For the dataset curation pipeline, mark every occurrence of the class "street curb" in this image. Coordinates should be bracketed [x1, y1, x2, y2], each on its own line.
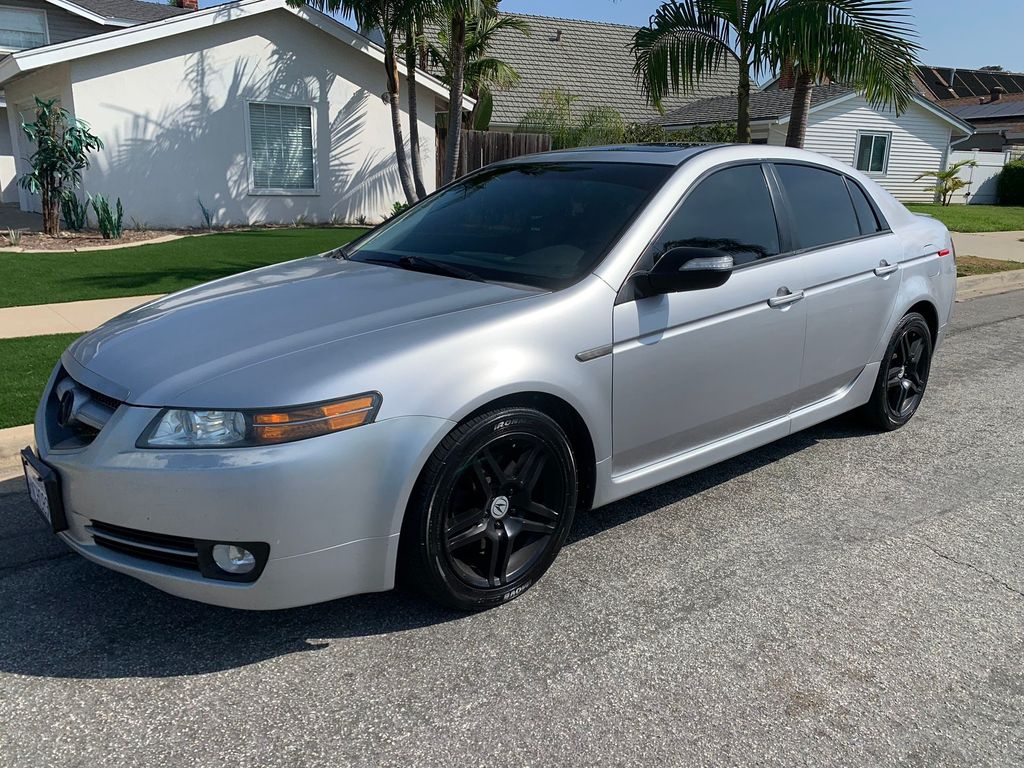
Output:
[0, 425, 33, 479]
[955, 269, 1024, 301]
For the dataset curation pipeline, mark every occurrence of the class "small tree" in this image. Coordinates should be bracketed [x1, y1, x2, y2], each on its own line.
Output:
[915, 159, 977, 206]
[19, 97, 103, 236]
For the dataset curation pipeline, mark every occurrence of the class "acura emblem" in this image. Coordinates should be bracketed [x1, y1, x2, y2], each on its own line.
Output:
[57, 391, 75, 428]
[489, 496, 510, 520]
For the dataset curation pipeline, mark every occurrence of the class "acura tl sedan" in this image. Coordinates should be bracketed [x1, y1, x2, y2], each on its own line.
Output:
[22, 145, 955, 611]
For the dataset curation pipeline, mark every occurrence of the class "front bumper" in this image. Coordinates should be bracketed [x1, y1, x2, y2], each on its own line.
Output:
[35, 384, 453, 610]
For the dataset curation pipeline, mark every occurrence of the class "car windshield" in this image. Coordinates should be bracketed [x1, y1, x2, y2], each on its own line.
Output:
[347, 162, 672, 289]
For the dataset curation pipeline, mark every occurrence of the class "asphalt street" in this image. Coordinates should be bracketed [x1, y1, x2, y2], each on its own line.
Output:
[1, 290, 1022, 767]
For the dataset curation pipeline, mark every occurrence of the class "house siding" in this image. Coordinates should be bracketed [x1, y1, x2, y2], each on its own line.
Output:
[768, 94, 954, 203]
[3, 9, 438, 227]
[0, 0, 105, 47]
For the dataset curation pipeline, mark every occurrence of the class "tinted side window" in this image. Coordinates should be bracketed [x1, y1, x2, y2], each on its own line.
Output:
[846, 178, 883, 235]
[655, 164, 780, 266]
[775, 164, 861, 249]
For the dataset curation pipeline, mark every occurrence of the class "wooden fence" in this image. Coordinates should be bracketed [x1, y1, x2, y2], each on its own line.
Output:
[436, 129, 552, 185]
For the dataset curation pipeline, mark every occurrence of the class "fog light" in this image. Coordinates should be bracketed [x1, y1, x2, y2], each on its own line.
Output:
[212, 544, 256, 574]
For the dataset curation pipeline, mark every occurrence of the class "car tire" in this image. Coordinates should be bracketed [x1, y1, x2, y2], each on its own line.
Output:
[861, 311, 934, 431]
[399, 407, 578, 611]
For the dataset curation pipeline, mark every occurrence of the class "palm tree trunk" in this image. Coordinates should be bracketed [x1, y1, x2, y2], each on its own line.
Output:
[785, 70, 815, 148]
[736, 64, 751, 144]
[385, 44, 418, 205]
[405, 26, 427, 199]
[443, 8, 467, 185]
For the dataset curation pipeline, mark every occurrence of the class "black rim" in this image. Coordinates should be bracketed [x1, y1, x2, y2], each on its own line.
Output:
[441, 433, 568, 589]
[886, 325, 929, 420]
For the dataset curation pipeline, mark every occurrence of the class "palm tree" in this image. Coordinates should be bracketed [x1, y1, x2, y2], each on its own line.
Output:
[293, 0, 430, 204]
[916, 159, 977, 206]
[429, 13, 529, 130]
[632, 0, 920, 146]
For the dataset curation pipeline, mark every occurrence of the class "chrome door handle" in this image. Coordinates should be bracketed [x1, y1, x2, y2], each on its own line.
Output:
[768, 290, 805, 308]
[874, 260, 899, 276]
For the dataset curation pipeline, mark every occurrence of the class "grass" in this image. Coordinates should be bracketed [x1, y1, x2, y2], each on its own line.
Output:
[0, 227, 367, 309]
[905, 204, 1024, 233]
[0, 333, 80, 429]
[954, 255, 1024, 278]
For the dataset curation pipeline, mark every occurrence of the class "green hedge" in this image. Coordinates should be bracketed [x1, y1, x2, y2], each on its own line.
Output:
[997, 159, 1024, 206]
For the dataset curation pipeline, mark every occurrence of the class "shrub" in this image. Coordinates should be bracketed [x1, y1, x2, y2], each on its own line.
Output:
[60, 194, 89, 231]
[388, 201, 410, 220]
[91, 194, 123, 239]
[5, 227, 22, 246]
[997, 160, 1024, 206]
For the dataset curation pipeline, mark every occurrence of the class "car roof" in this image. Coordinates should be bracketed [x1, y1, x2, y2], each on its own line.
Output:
[503, 143, 722, 166]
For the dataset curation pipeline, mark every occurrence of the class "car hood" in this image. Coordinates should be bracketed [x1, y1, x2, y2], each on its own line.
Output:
[69, 257, 535, 406]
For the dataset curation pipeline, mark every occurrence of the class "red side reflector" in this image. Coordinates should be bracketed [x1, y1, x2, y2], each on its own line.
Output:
[937, 249, 951, 257]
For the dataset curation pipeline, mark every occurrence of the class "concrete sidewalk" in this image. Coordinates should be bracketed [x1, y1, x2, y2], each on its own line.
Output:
[952, 230, 1024, 262]
[0, 294, 162, 339]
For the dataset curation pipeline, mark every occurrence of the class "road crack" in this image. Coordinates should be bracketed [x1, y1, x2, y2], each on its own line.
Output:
[916, 540, 1024, 598]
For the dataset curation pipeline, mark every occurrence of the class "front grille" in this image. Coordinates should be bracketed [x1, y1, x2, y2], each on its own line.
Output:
[45, 367, 124, 449]
[88, 520, 199, 571]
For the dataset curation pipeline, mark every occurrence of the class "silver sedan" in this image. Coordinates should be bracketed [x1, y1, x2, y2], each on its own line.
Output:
[22, 144, 956, 610]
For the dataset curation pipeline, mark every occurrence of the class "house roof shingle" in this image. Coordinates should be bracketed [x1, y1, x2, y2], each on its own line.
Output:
[658, 83, 855, 126]
[67, 0, 191, 23]
[428, 12, 745, 127]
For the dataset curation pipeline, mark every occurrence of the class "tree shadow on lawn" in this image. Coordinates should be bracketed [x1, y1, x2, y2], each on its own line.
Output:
[71, 265, 269, 294]
[0, 414, 873, 681]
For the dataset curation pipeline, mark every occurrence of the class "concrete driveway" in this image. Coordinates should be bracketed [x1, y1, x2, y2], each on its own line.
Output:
[1, 291, 1022, 767]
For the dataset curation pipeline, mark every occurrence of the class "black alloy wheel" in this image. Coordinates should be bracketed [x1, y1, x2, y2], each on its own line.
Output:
[401, 408, 578, 610]
[862, 312, 933, 431]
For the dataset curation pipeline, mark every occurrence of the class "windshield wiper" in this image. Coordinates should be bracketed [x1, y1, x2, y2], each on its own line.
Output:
[362, 255, 484, 282]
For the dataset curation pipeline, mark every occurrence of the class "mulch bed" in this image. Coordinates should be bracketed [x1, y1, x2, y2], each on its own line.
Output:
[1, 229, 186, 251]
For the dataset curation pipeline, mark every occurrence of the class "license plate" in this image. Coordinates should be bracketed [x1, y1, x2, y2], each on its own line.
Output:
[21, 447, 68, 533]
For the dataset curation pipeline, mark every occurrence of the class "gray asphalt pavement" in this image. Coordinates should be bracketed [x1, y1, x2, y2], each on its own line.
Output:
[1, 291, 1023, 767]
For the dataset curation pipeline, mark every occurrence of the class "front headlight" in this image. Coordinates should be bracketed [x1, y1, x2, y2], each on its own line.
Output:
[138, 393, 381, 448]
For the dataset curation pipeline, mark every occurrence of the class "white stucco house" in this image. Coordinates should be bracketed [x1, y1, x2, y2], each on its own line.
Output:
[0, 0, 470, 227]
[659, 83, 975, 203]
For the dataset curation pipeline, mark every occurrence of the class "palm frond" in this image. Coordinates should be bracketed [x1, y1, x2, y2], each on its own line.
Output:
[631, 0, 741, 108]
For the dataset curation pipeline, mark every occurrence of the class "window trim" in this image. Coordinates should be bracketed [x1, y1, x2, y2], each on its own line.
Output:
[0, 5, 49, 53]
[854, 131, 891, 176]
[244, 99, 319, 197]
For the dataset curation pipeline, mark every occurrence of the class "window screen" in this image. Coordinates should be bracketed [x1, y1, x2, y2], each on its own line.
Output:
[855, 133, 890, 174]
[0, 8, 47, 50]
[653, 164, 780, 266]
[775, 164, 861, 249]
[248, 103, 315, 190]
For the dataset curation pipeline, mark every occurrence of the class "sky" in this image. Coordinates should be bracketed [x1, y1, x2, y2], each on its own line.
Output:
[500, 0, 1024, 73]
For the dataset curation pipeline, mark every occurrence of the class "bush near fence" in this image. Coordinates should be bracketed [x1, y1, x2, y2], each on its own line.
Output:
[997, 160, 1024, 206]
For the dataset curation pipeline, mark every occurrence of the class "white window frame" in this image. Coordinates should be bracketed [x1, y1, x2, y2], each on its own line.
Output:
[855, 131, 891, 176]
[0, 5, 49, 53]
[244, 100, 319, 196]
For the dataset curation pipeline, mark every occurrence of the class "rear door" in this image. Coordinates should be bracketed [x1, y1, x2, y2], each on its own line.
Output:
[771, 163, 903, 406]
[612, 163, 808, 475]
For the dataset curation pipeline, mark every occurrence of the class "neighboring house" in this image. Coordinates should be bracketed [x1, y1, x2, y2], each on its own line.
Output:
[0, 0, 190, 203]
[659, 84, 973, 202]
[913, 65, 1024, 153]
[426, 13, 748, 131]
[0, 0, 468, 226]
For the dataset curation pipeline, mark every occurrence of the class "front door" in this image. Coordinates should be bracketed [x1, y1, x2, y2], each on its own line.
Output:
[612, 163, 807, 476]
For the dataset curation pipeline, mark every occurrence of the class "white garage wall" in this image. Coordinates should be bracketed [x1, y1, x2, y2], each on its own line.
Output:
[9, 9, 437, 228]
[768, 94, 957, 203]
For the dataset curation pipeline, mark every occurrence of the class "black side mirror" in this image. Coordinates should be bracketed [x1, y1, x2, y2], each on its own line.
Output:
[633, 247, 734, 298]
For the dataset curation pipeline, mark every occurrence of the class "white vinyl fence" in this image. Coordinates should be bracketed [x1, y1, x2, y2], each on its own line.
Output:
[948, 149, 1014, 204]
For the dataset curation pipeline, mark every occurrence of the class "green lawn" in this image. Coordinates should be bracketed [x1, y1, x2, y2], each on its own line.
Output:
[954, 255, 1024, 278]
[905, 204, 1024, 233]
[0, 333, 80, 429]
[0, 227, 367, 309]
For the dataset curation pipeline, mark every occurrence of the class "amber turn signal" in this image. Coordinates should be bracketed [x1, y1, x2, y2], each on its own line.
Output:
[251, 393, 380, 444]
